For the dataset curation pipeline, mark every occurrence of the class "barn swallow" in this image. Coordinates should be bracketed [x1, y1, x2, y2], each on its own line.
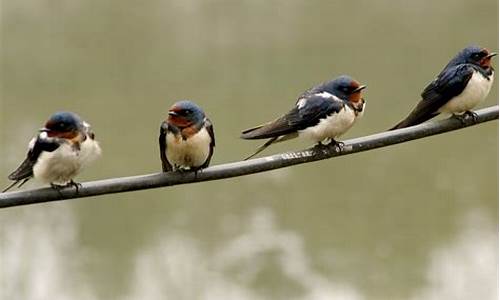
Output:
[3, 112, 101, 192]
[159, 100, 215, 172]
[391, 45, 496, 130]
[241, 75, 366, 159]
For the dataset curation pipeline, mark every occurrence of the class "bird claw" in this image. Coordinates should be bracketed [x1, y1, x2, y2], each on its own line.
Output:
[463, 111, 478, 122]
[329, 140, 345, 153]
[67, 180, 82, 193]
[50, 183, 65, 196]
[312, 142, 329, 154]
[193, 168, 203, 179]
[173, 166, 203, 178]
[50, 180, 82, 194]
[50, 183, 65, 190]
[452, 111, 478, 125]
[313, 142, 328, 150]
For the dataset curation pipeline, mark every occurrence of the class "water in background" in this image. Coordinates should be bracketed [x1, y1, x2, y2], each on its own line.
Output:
[1, 1, 498, 299]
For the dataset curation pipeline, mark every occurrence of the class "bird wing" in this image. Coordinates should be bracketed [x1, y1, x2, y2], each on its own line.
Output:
[421, 64, 475, 104]
[391, 64, 474, 130]
[8, 136, 60, 181]
[159, 121, 173, 172]
[241, 94, 344, 139]
[200, 118, 216, 169]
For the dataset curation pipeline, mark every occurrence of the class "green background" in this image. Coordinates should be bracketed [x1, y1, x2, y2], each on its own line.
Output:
[1, 1, 498, 299]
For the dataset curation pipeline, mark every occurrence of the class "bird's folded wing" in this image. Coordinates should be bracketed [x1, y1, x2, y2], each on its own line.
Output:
[159, 122, 172, 172]
[419, 64, 474, 116]
[8, 137, 60, 180]
[390, 64, 474, 130]
[241, 94, 344, 139]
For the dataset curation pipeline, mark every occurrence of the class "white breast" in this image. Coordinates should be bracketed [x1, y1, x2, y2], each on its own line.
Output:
[439, 71, 494, 114]
[165, 128, 212, 169]
[298, 105, 357, 143]
[33, 137, 101, 185]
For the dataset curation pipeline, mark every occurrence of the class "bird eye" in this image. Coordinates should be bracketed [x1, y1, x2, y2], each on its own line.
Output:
[184, 109, 192, 115]
[471, 53, 481, 59]
[342, 87, 349, 92]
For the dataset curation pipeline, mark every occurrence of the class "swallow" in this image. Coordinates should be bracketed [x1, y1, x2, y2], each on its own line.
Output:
[391, 45, 496, 130]
[241, 75, 367, 159]
[159, 100, 215, 172]
[3, 112, 101, 192]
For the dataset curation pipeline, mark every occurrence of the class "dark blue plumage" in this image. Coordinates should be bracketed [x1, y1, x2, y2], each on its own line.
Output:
[159, 100, 215, 172]
[391, 45, 496, 130]
[241, 75, 367, 159]
[3, 111, 101, 192]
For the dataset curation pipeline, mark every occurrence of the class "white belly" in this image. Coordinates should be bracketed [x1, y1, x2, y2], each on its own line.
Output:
[33, 138, 101, 185]
[298, 105, 357, 142]
[166, 128, 211, 168]
[439, 71, 494, 114]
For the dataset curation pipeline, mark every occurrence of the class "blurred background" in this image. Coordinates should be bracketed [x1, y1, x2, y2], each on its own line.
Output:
[0, 0, 498, 299]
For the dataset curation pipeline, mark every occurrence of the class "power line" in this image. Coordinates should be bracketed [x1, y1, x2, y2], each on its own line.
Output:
[0, 105, 498, 209]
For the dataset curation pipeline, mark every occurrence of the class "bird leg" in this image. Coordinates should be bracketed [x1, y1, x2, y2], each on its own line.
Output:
[174, 165, 189, 173]
[463, 110, 479, 122]
[451, 111, 478, 125]
[50, 183, 65, 196]
[192, 168, 204, 179]
[50, 183, 65, 189]
[312, 142, 328, 153]
[328, 139, 345, 153]
[67, 180, 82, 193]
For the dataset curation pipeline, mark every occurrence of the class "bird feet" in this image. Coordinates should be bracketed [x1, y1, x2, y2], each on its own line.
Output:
[452, 111, 478, 125]
[313, 142, 328, 150]
[312, 142, 329, 154]
[463, 110, 479, 122]
[313, 140, 344, 154]
[174, 165, 203, 178]
[50, 180, 82, 194]
[67, 180, 83, 193]
[328, 140, 345, 153]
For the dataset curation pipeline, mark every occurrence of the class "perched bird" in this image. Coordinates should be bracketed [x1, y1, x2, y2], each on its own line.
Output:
[159, 100, 215, 172]
[3, 112, 101, 192]
[391, 45, 496, 130]
[241, 75, 367, 159]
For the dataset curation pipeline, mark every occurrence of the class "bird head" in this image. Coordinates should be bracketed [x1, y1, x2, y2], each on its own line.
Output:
[167, 100, 206, 129]
[452, 45, 496, 69]
[40, 112, 84, 140]
[327, 75, 367, 105]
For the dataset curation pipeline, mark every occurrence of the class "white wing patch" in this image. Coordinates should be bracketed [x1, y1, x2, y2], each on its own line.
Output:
[296, 98, 307, 109]
[296, 92, 338, 110]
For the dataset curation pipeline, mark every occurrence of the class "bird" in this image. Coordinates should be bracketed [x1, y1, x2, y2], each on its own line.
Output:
[391, 45, 496, 130]
[241, 75, 367, 159]
[3, 111, 101, 192]
[159, 100, 215, 172]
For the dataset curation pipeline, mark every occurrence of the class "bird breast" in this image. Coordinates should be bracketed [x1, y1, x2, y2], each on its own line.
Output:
[33, 137, 101, 184]
[438, 71, 494, 114]
[298, 105, 357, 142]
[166, 127, 211, 168]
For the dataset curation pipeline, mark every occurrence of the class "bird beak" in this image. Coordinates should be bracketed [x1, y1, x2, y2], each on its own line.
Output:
[39, 127, 50, 132]
[352, 85, 367, 93]
[487, 52, 497, 58]
[168, 111, 179, 116]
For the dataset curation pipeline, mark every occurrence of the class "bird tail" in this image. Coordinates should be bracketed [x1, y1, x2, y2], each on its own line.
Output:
[390, 113, 439, 130]
[240, 123, 273, 140]
[243, 133, 298, 160]
[2, 178, 30, 193]
[244, 137, 278, 160]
